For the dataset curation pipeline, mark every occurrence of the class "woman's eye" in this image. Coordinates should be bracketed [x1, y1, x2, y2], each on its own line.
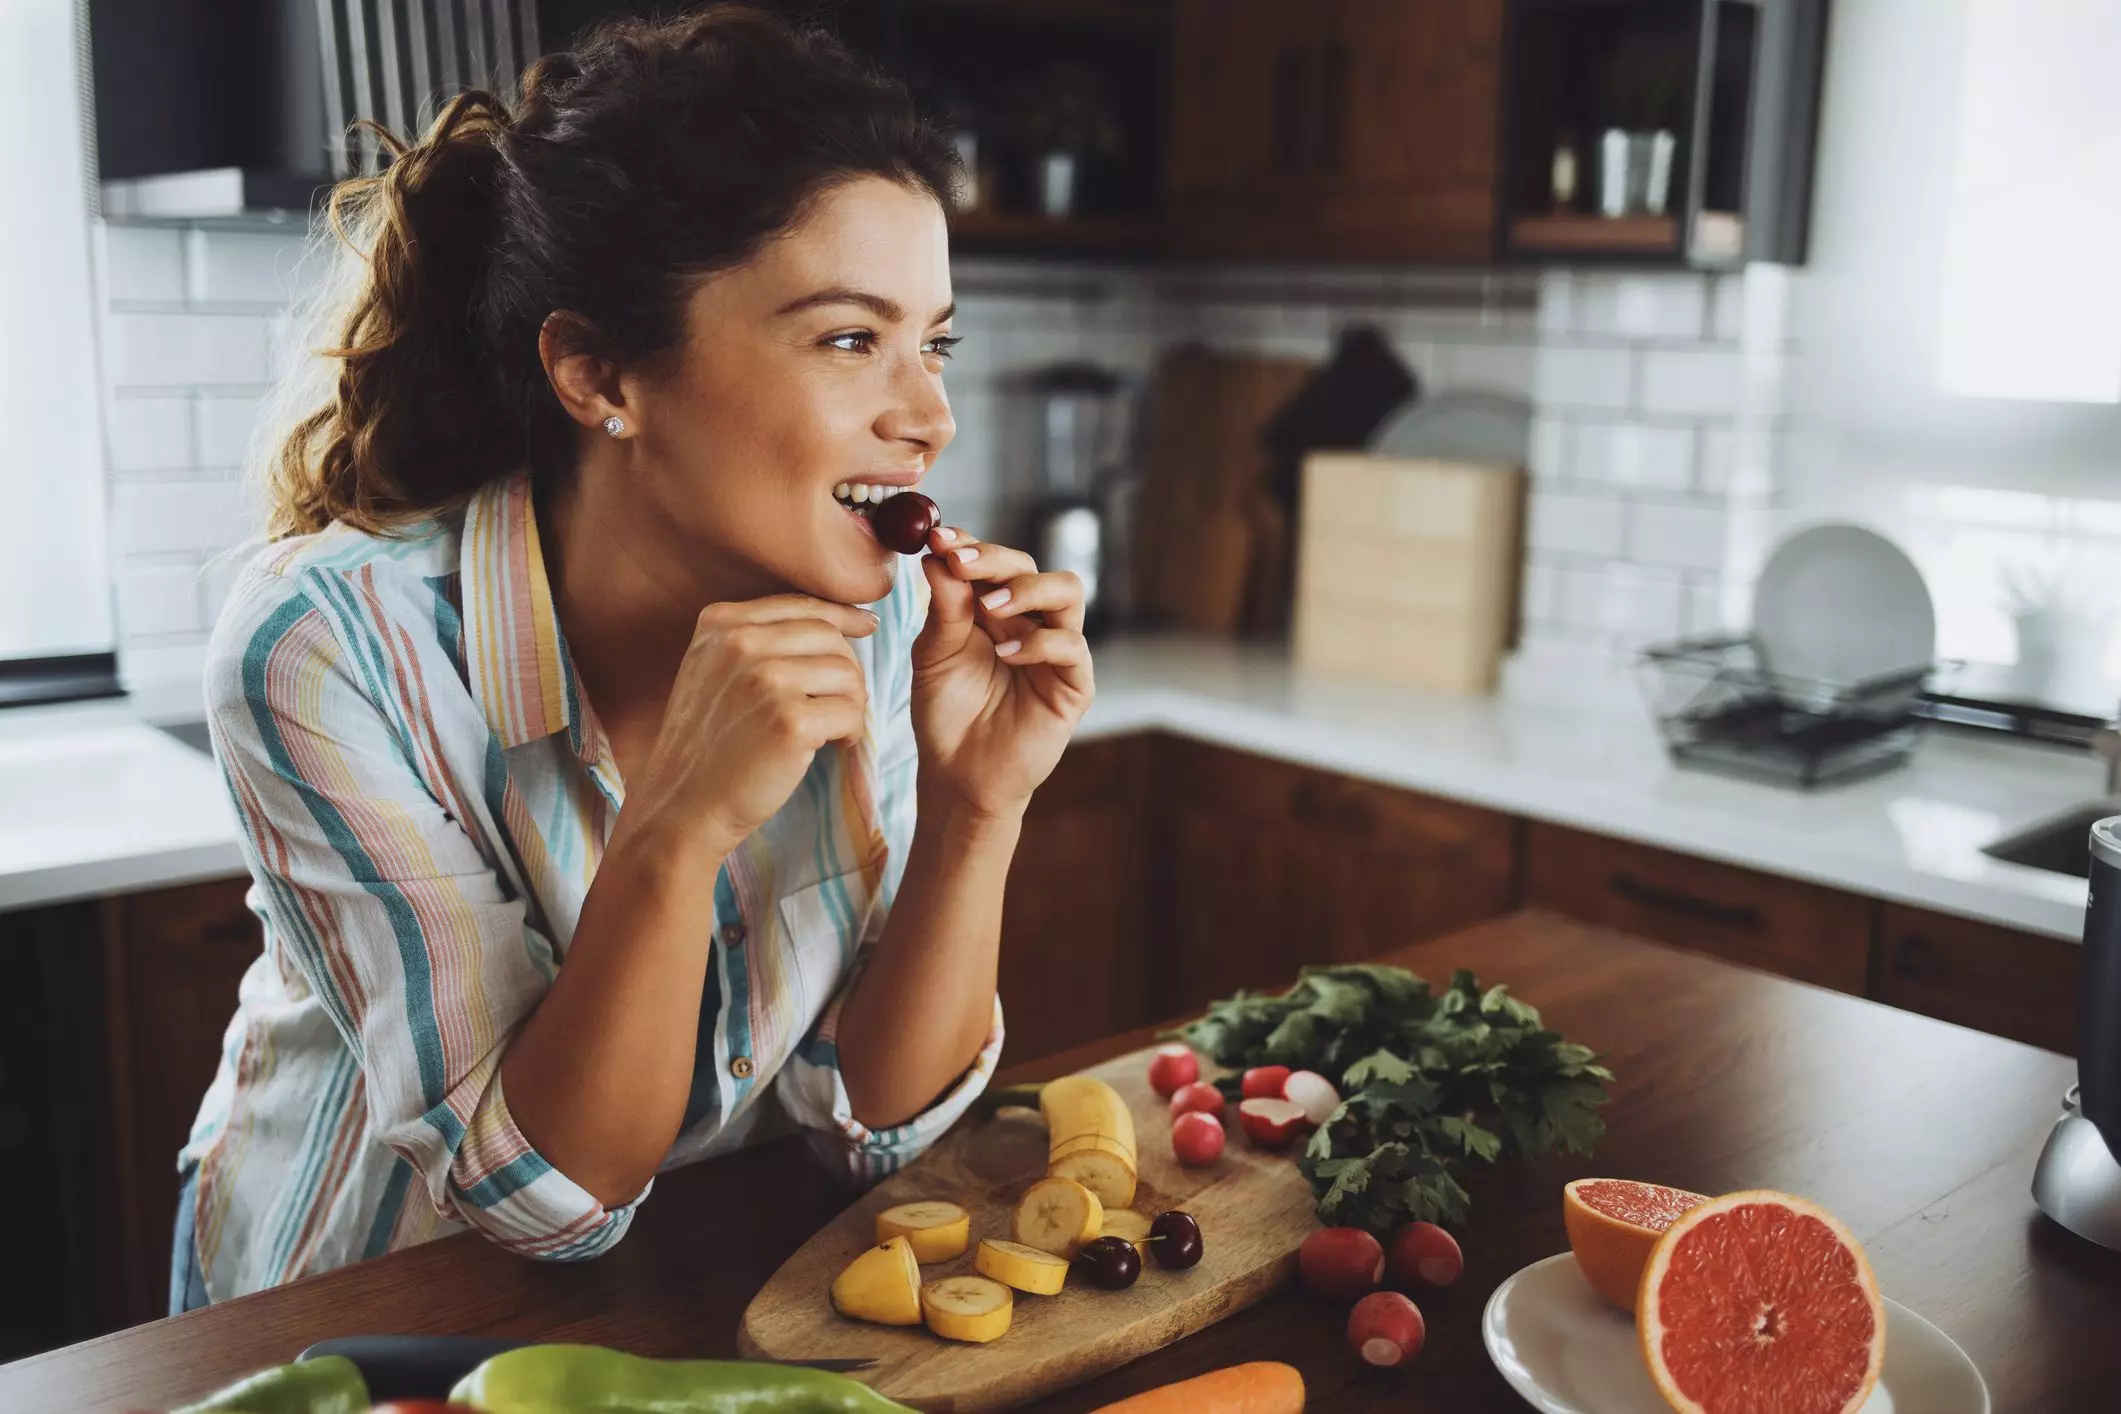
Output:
[925, 335, 963, 360]
[825, 331, 876, 353]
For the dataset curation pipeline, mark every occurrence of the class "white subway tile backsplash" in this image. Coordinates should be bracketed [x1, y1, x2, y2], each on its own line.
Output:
[116, 563, 206, 638]
[1636, 348, 1743, 416]
[187, 230, 308, 306]
[1572, 421, 1695, 491]
[105, 396, 194, 473]
[1529, 417, 1569, 480]
[1685, 578, 1730, 635]
[196, 394, 266, 467]
[108, 312, 271, 388]
[1436, 340, 1536, 399]
[1537, 270, 1578, 333]
[103, 225, 187, 304]
[118, 639, 211, 713]
[1588, 564, 1687, 642]
[1534, 344, 1633, 411]
[1627, 499, 1730, 572]
[113, 478, 249, 556]
[1574, 274, 1710, 340]
[1710, 274, 1747, 343]
[1697, 423, 1781, 497]
[1528, 490, 1627, 557]
[1521, 558, 1560, 623]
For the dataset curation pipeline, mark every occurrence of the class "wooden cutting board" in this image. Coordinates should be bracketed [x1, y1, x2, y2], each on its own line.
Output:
[736, 1047, 1317, 1412]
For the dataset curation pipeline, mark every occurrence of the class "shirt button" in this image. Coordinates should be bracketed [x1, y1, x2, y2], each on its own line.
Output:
[721, 921, 745, 946]
[730, 1055, 755, 1080]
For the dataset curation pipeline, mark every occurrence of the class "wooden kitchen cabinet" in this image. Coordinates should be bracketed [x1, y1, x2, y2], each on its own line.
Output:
[1873, 904, 2081, 1056]
[100, 878, 261, 1328]
[1151, 737, 1517, 1010]
[1522, 822, 1873, 994]
[999, 735, 1154, 1063]
[1166, 0, 1503, 263]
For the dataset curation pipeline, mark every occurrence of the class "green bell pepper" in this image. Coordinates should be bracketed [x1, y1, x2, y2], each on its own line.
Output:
[450, 1345, 913, 1413]
[171, 1355, 368, 1414]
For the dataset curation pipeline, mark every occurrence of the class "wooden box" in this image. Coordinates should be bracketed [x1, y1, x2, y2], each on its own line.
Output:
[1292, 452, 1525, 694]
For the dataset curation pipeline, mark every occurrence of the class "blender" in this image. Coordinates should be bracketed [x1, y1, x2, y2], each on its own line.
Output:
[2032, 815, 2121, 1248]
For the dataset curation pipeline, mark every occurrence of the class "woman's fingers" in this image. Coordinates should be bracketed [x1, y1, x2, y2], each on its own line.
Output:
[699, 594, 878, 638]
[936, 534, 1039, 587]
[993, 625, 1092, 675]
[977, 570, 1086, 635]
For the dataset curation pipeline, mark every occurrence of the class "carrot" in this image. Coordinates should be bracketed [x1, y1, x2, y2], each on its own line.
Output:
[1086, 1361, 1305, 1414]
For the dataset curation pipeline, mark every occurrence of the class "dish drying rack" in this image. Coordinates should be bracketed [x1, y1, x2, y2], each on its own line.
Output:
[1636, 635, 1956, 790]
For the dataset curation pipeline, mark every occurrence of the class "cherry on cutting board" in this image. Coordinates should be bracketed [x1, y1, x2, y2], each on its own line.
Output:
[870, 491, 940, 554]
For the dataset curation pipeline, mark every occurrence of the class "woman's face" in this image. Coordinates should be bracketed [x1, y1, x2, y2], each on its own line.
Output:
[626, 176, 957, 608]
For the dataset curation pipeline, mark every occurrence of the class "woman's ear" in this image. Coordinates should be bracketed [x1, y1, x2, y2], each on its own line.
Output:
[539, 312, 633, 434]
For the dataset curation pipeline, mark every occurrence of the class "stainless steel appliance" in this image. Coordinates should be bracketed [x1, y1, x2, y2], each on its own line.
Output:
[2032, 815, 2121, 1249]
[1023, 362, 1134, 635]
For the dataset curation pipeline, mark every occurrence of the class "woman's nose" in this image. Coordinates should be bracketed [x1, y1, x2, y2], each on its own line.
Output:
[880, 360, 955, 455]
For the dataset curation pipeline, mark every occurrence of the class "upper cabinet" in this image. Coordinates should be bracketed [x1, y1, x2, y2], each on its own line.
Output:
[1166, 0, 1505, 264]
[1497, 0, 1828, 267]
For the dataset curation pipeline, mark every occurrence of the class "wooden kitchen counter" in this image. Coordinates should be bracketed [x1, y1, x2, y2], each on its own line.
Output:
[5, 911, 2112, 1413]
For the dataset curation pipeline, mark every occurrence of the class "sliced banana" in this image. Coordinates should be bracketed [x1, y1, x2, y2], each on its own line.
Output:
[1098, 1209, 1154, 1256]
[921, 1275, 1014, 1343]
[1049, 1148, 1137, 1210]
[830, 1236, 922, 1327]
[975, 1238, 1070, 1296]
[1012, 1175, 1104, 1258]
[875, 1201, 971, 1263]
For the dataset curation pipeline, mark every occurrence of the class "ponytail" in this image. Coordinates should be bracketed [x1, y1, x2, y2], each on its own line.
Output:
[263, 92, 515, 539]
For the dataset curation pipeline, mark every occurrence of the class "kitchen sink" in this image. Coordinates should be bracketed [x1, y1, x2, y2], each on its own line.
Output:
[1983, 802, 2121, 878]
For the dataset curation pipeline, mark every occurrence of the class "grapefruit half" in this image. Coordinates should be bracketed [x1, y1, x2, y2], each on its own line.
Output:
[1638, 1189, 1886, 1414]
[1563, 1177, 1708, 1312]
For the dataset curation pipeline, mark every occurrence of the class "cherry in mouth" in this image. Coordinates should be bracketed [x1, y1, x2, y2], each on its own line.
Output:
[867, 491, 940, 555]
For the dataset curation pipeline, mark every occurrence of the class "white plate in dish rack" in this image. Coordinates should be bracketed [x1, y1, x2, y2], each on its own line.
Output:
[1480, 1254, 1989, 1414]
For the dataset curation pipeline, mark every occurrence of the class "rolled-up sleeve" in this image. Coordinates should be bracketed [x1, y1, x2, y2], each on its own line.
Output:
[772, 569, 1004, 1186]
[208, 574, 641, 1260]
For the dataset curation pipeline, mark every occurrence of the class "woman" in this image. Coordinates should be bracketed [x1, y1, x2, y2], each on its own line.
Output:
[174, 7, 1090, 1309]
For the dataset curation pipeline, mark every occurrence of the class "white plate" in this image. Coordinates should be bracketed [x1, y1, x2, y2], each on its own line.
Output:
[1481, 1254, 1990, 1414]
[1750, 523, 1936, 687]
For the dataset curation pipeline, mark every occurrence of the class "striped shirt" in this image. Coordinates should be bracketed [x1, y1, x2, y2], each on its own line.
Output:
[184, 471, 1003, 1301]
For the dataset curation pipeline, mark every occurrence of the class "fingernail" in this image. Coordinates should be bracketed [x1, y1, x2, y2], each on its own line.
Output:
[935, 526, 959, 542]
[981, 587, 1012, 611]
[995, 638, 1023, 657]
[954, 546, 978, 563]
[863, 609, 880, 624]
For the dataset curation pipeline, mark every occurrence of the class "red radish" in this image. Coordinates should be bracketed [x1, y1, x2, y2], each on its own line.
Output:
[1237, 1097, 1310, 1149]
[1298, 1227, 1385, 1300]
[1241, 1065, 1292, 1100]
[1146, 1044, 1201, 1098]
[1348, 1290, 1425, 1367]
[1282, 1070, 1340, 1126]
[1388, 1221, 1463, 1288]
[1168, 1081, 1224, 1121]
[1170, 1111, 1225, 1166]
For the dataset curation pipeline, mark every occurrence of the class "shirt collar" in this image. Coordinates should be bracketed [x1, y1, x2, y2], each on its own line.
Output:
[459, 472, 588, 757]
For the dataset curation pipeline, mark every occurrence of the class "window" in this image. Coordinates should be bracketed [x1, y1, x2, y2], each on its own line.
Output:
[0, 0, 114, 664]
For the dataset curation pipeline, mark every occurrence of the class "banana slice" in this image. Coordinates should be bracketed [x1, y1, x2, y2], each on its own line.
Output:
[1050, 1148, 1137, 1210]
[1048, 1134, 1138, 1163]
[830, 1236, 922, 1326]
[975, 1238, 1070, 1296]
[1012, 1176, 1104, 1258]
[921, 1275, 1014, 1343]
[875, 1201, 971, 1263]
[1098, 1209, 1153, 1256]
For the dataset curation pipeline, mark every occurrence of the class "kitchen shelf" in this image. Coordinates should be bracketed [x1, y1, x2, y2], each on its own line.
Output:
[948, 208, 1161, 255]
[1510, 214, 1678, 253]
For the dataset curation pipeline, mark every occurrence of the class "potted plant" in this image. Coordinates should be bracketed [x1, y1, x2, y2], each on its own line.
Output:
[1009, 63, 1124, 219]
[1597, 41, 1687, 219]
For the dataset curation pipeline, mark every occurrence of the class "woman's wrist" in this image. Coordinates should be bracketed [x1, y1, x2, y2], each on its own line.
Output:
[915, 790, 1026, 855]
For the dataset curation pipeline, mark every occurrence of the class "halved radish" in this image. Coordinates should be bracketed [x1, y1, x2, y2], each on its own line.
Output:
[1241, 1065, 1292, 1100]
[1238, 1097, 1310, 1149]
[1348, 1290, 1425, 1367]
[1282, 1070, 1340, 1126]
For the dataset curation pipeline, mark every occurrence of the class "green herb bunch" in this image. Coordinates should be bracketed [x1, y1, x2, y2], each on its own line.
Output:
[1172, 964, 1613, 1233]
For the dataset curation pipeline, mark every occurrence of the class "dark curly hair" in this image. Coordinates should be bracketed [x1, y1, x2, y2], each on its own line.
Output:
[263, 4, 959, 539]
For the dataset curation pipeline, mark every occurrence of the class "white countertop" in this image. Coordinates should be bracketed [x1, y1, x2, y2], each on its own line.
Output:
[0, 700, 245, 911]
[0, 640, 2104, 939]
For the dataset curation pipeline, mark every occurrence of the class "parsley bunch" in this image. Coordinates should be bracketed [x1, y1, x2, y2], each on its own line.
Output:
[1171, 964, 1613, 1233]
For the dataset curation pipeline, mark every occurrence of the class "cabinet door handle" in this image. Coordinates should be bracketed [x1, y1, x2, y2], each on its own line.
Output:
[1608, 872, 1764, 931]
[1271, 44, 1310, 172]
[1315, 39, 1350, 172]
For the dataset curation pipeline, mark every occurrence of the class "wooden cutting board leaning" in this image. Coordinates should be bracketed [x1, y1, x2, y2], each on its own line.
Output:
[737, 1047, 1316, 1413]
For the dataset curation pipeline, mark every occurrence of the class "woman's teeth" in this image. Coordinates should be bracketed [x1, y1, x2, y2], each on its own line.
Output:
[834, 483, 907, 506]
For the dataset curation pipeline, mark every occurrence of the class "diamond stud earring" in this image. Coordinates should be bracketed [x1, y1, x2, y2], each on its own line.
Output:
[602, 415, 626, 438]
